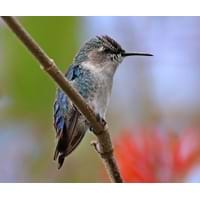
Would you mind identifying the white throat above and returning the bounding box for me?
[82,60,118,78]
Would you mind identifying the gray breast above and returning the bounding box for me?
[73,64,114,119]
[91,72,113,118]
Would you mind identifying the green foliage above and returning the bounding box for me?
[2,17,80,120]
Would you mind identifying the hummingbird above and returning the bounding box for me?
[53,35,153,169]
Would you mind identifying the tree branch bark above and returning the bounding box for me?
[1,16,123,183]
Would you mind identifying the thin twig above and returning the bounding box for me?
[1,16,123,183]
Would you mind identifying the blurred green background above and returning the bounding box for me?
[1,17,200,182]
[0,17,102,182]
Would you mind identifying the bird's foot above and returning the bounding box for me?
[96,113,107,127]
[91,140,101,154]
[89,113,107,132]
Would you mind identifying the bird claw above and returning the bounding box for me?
[89,113,107,132]
[91,141,101,154]
[96,113,107,127]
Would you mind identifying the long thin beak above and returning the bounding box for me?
[122,52,153,57]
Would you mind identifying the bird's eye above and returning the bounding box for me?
[110,54,118,61]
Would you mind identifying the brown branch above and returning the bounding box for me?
[1,16,123,183]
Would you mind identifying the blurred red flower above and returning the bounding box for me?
[112,127,200,182]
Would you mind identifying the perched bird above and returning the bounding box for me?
[53,35,153,169]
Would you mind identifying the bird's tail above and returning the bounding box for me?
[54,128,86,169]
[54,124,69,169]
[54,110,86,169]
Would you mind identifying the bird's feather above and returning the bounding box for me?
[53,64,86,169]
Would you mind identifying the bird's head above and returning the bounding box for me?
[74,35,153,74]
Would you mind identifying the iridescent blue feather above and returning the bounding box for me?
[53,65,81,135]
[53,64,92,169]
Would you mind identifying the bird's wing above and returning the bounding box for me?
[53,65,85,168]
